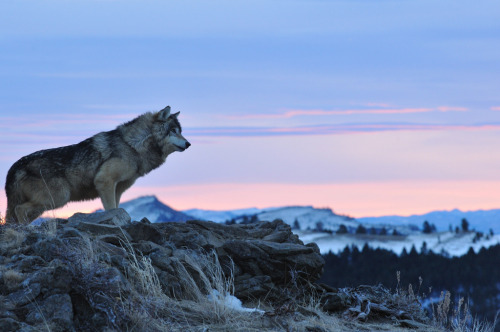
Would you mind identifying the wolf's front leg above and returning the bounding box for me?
[95,181,117,210]
[94,166,118,210]
[115,179,136,208]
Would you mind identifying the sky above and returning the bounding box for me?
[1,0,500,219]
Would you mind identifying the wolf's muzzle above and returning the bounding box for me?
[176,142,191,151]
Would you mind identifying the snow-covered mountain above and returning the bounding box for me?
[119,196,194,223]
[358,209,500,234]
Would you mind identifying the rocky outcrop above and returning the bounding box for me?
[0,209,327,331]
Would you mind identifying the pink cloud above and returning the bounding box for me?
[228,106,468,120]
[491,106,500,111]
[187,123,500,137]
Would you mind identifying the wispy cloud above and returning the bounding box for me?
[187,122,500,137]
[227,106,468,120]
[491,106,500,111]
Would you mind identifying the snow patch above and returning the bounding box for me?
[208,289,264,314]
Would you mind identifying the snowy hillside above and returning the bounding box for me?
[119,196,194,223]
[185,205,417,235]
[358,209,500,234]
[183,207,275,223]
[297,230,500,257]
[254,206,359,232]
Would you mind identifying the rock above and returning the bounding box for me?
[132,240,166,255]
[398,319,430,329]
[8,283,41,306]
[67,208,131,227]
[59,227,84,239]
[234,274,273,299]
[72,222,130,237]
[149,247,174,270]
[98,233,132,246]
[321,293,347,312]
[124,222,163,243]
[32,237,64,261]
[0,317,20,331]
[16,256,45,273]
[25,293,73,330]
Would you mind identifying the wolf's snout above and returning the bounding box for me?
[185,142,191,149]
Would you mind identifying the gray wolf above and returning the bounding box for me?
[5,106,190,223]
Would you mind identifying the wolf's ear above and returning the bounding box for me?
[157,106,171,121]
[172,111,180,118]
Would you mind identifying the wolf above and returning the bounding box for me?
[5,106,190,223]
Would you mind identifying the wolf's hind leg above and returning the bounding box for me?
[14,203,46,223]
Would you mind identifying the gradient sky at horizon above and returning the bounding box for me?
[1,0,500,219]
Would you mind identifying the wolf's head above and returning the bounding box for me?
[153,106,191,154]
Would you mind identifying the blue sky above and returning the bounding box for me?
[1,1,500,217]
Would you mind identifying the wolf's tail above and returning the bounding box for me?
[5,202,17,224]
[5,167,20,223]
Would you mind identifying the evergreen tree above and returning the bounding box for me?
[355,224,367,234]
[423,221,433,234]
[421,241,428,254]
[380,227,387,236]
[336,224,348,234]
[292,218,300,230]
[461,218,470,232]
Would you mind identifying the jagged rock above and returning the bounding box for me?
[60,227,84,239]
[67,208,131,227]
[72,222,129,238]
[7,283,41,306]
[149,247,174,270]
[123,221,163,243]
[25,293,73,330]
[321,292,348,312]
[234,274,274,298]
[0,318,20,331]
[16,255,45,273]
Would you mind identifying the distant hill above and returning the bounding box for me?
[119,195,194,223]
[183,205,418,235]
[358,208,500,234]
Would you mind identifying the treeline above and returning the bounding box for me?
[318,244,500,324]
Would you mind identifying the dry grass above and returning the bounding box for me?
[431,290,497,332]
[392,271,496,332]
[0,227,26,254]
[2,269,25,290]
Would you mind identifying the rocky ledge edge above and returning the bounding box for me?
[0,208,430,331]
